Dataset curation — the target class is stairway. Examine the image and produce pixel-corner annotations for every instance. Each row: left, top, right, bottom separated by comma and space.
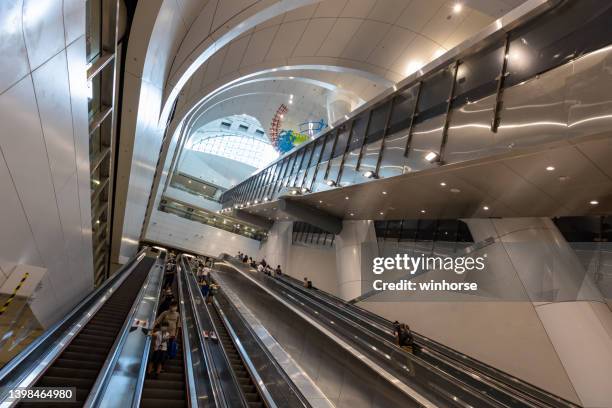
19, 257, 155, 407
210, 305, 264, 408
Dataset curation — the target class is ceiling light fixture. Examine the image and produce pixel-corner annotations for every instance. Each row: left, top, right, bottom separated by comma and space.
420, 209, 426, 214
590, 200, 599, 205
345, 196, 349, 200
382, 191, 387, 195
440, 182, 446, 187
453, 3, 463, 13
546, 166, 555, 171
379, 211, 384, 215
483, 206, 489, 211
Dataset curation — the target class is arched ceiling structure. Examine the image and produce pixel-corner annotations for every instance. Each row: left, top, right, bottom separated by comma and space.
113, 0, 529, 263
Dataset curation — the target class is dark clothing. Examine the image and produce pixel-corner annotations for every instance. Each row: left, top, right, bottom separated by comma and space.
152, 350, 167, 364
398, 328, 414, 348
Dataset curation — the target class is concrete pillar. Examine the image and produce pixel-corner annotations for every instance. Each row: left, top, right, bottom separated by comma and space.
258, 221, 292, 272
464, 218, 612, 407
334, 220, 379, 301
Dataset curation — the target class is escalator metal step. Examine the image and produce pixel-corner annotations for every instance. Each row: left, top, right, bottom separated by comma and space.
17, 257, 155, 408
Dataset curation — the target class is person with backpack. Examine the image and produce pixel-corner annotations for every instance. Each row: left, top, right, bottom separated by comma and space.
395, 323, 415, 354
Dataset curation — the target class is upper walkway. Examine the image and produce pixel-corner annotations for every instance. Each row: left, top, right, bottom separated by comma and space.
219, 1, 612, 227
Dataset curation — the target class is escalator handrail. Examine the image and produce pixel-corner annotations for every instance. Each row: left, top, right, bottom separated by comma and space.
177, 257, 204, 408
132, 252, 168, 408
85, 251, 161, 406
180, 257, 225, 408
276, 274, 579, 408
213, 289, 312, 408
212, 298, 278, 408
0, 248, 148, 390
264, 274, 507, 408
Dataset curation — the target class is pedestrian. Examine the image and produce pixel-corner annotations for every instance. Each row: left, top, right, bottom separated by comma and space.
147, 322, 170, 379
155, 301, 181, 358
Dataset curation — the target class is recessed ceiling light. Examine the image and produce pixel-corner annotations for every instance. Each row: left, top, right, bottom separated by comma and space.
483, 206, 489, 211
590, 200, 599, 205
345, 196, 349, 200
420, 209, 426, 214
382, 191, 387, 195
546, 166, 555, 171
379, 211, 384, 215
440, 182, 446, 187
350, 213, 354, 216
453, 3, 463, 13
319, 200, 323, 203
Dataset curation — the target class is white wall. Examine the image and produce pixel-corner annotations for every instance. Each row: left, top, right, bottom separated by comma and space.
361, 299, 581, 404
145, 210, 261, 258
288, 244, 339, 295
0, 0, 93, 327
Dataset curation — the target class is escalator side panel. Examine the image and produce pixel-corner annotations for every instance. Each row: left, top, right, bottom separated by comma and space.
213, 265, 424, 408
18, 256, 156, 407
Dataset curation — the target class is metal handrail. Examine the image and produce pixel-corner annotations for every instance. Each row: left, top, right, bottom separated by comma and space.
0, 249, 148, 404
186, 275, 249, 408
263, 273, 507, 408
213, 288, 312, 408
85, 251, 161, 406
212, 298, 277, 408
0, 249, 145, 381
275, 268, 578, 408
177, 258, 200, 408
132, 251, 168, 408
180, 257, 225, 408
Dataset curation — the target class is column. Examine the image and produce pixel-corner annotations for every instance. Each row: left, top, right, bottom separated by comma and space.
259, 221, 292, 271
334, 220, 379, 301
464, 217, 612, 408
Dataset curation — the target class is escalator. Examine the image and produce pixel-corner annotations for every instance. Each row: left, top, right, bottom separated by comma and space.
18, 256, 155, 407
274, 274, 578, 408
208, 304, 264, 408
140, 342, 186, 408
140, 277, 187, 408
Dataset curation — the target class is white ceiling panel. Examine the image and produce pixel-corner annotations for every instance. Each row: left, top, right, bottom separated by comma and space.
292, 18, 336, 57
367, 25, 415, 68
339, 0, 377, 19
220, 35, 250, 77
367, 0, 411, 24
341, 19, 390, 61
317, 18, 362, 57
266, 20, 310, 61
395, 0, 446, 32
283, 3, 319, 22
313, 0, 348, 18
240, 26, 279, 68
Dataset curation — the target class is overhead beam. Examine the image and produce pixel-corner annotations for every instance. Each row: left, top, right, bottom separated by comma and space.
278, 198, 343, 234
234, 210, 274, 230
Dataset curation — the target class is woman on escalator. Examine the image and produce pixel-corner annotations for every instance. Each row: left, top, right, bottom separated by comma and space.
155, 301, 181, 359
